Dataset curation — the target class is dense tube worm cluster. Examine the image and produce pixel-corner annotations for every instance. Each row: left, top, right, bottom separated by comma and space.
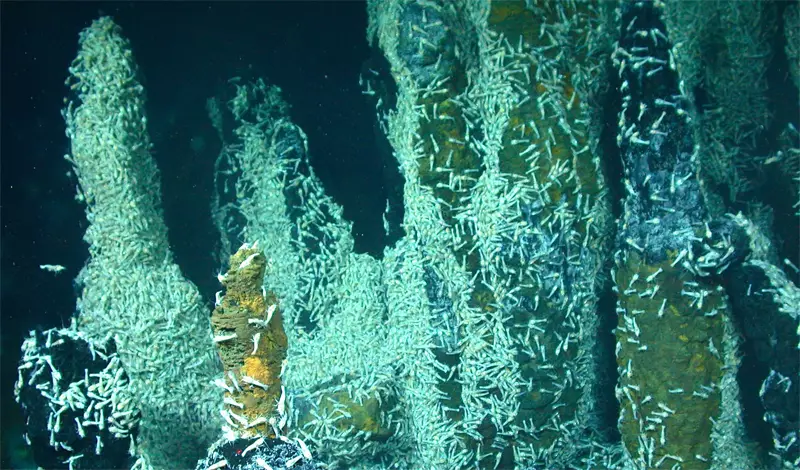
59, 17, 223, 469
367, 0, 619, 467
208, 79, 401, 466
14, 327, 140, 470
18, 1, 799, 469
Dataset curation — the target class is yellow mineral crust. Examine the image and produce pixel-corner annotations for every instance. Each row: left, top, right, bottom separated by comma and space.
211, 244, 288, 437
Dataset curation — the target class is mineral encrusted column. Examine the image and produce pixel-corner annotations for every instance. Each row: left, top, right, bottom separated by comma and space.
369, 0, 615, 467
610, 2, 752, 468
211, 242, 288, 438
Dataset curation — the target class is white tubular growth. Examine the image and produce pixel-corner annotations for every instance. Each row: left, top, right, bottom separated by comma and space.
62, 16, 222, 469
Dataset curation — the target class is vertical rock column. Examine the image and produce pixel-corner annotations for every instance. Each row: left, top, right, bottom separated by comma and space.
369, 0, 614, 467
63, 16, 222, 469
211, 243, 288, 438
610, 2, 750, 468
